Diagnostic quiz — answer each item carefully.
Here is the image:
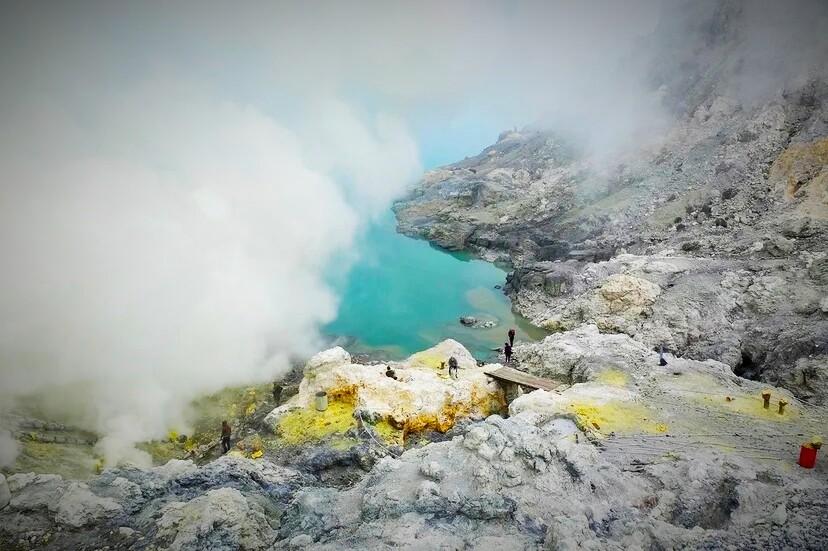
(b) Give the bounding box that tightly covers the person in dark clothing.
[504,342,513,364]
[272,382,283,405]
[448,356,459,379]
[508,328,516,347]
[385,366,397,380]
[658,344,668,366]
[221,420,231,454]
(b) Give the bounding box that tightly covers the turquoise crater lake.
[324,212,546,360]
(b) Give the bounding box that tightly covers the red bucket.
[798,445,817,468]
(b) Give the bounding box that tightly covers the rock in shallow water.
[459,315,498,329]
[459,315,478,326]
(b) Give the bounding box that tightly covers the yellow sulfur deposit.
[247,434,264,454]
[277,400,357,445]
[696,392,799,422]
[596,370,629,387]
[391,387,506,437]
[326,383,359,405]
[395,411,449,434]
[270,342,507,450]
[372,419,405,446]
[670,372,798,422]
[250,450,263,459]
[568,400,665,435]
[275,378,505,447]
[406,350,447,371]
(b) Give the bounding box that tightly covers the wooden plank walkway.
[484,366,562,392]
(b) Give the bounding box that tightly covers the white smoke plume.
[0,81,420,465]
[0,429,19,469]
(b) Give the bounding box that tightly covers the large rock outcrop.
[395,97,828,402]
[156,487,275,551]
[264,340,505,444]
[393,3,828,402]
[507,253,828,403]
[0,455,308,550]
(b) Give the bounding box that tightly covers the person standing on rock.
[272,382,283,405]
[659,344,668,366]
[448,356,459,379]
[221,420,231,454]
[508,328,516,347]
[504,342,513,364]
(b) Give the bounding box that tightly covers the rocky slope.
[2,336,826,550]
[394,3,828,404]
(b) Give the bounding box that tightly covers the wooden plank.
[484,366,561,392]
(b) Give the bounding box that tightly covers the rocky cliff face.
[395,3,828,403]
[3,336,826,550]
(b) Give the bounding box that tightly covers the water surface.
[325,213,546,360]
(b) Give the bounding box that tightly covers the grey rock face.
[53,483,122,528]
[0,456,308,550]
[117,526,136,538]
[156,487,274,551]
[289,534,314,548]
[394,15,828,401]
[502,253,828,402]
